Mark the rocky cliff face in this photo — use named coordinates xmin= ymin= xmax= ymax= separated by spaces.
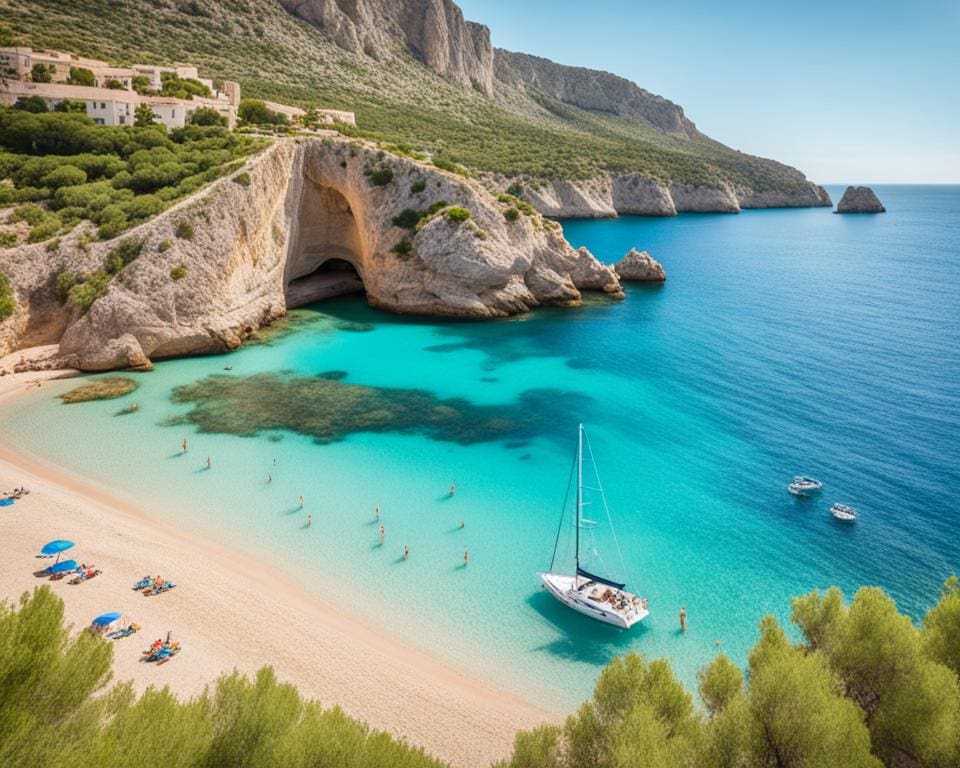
xmin=836 ymin=186 xmax=885 ymax=213
xmin=614 ymin=249 xmax=665 ymax=282
xmin=279 ymin=0 xmax=494 ymax=95
xmin=517 ymin=174 xmax=831 ymax=219
xmin=0 ymin=138 xmax=622 ymax=371
xmin=494 ymin=51 xmax=698 ymax=137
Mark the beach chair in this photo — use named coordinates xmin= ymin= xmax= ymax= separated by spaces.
xmin=132 ymin=576 xmax=153 ymax=591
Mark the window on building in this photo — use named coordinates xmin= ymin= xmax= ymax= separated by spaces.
xmin=100 ymin=102 xmax=106 ymax=109
xmin=119 ymin=116 xmax=125 ymax=125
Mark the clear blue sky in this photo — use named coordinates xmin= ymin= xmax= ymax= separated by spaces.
xmin=457 ymin=0 xmax=960 ymax=183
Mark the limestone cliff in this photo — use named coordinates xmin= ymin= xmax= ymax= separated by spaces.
xmin=494 ymin=51 xmax=697 ymax=137
xmin=279 ymin=0 xmax=494 ymax=95
xmin=614 ymin=249 xmax=666 ymax=282
xmin=0 ymin=138 xmax=622 ymax=371
xmin=836 ymin=186 xmax=885 ymax=213
xmin=517 ymin=175 xmax=831 ymax=219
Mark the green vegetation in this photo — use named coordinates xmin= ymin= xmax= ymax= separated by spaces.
xmin=67 ymin=270 xmax=111 ymax=313
xmin=391 ymin=207 xmax=423 ymax=230
xmin=14 ymin=95 xmax=47 ymax=113
xmin=170 ymin=263 xmax=187 ymax=280
xmin=105 ymin=237 xmax=143 ymax=274
xmin=30 ymin=62 xmax=52 ymax=83
xmin=159 ymin=71 xmax=211 ymax=99
xmin=54 ymin=98 xmax=87 ymax=113
xmin=238 ymin=98 xmax=287 ymax=126
xmin=0 ymin=272 xmax=14 ymax=320
xmin=366 ymin=166 xmax=394 ymax=187
xmin=175 ymin=220 xmax=194 ymax=239
xmin=187 ymin=106 xmax=227 ymax=127
xmin=133 ymin=102 xmax=156 ymax=127
xmin=60 ymin=376 xmax=139 ymax=402
xmin=0 ymin=587 xmax=444 ymax=768
xmin=53 ymin=270 xmax=75 ymax=303
xmin=0 ymin=108 xmax=266 ymax=242
xmin=499 ymin=581 xmax=960 ymax=768
xmin=67 ymin=65 xmax=94 ymax=86
xmin=232 ymin=170 xmax=250 ymax=187
xmin=410 ymin=179 xmax=426 ymax=194
xmin=444 ymin=206 xmax=471 ymax=223
xmin=392 ymin=238 xmax=412 ymax=257
xmin=0 ymin=232 xmax=17 ymax=247
xmin=506 ymin=182 xmax=523 ymax=197
xmin=503 ymin=207 xmax=519 ymax=222
xmin=157 ymin=238 xmax=172 ymax=252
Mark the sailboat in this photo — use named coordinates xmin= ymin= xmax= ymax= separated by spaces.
xmin=538 ymin=424 xmax=649 ymax=629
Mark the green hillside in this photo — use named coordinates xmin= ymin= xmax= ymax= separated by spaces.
xmin=2 ymin=0 xmax=816 ymax=193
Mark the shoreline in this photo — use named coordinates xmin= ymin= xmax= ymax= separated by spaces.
xmin=0 ymin=364 xmax=555 ymax=768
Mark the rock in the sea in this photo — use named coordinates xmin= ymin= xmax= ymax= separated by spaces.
xmin=613 ymin=248 xmax=666 ymax=282
xmin=836 ymin=186 xmax=885 ymax=213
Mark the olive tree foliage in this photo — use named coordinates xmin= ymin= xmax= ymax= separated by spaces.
xmin=503 ymin=579 xmax=960 ymax=768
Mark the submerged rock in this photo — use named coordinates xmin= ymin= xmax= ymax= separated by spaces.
xmin=836 ymin=186 xmax=885 ymax=213
xmin=613 ymin=249 xmax=666 ymax=282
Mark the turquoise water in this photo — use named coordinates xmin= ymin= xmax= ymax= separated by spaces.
xmin=2 ymin=184 xmax=958 ymax=706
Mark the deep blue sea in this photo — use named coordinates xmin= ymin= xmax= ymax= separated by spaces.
xmin=2 ymin=184 xmax=957 ymax=707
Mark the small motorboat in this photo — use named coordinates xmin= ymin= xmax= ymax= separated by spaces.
xmin=831 ymin=503 xmax=857 ymax=521
xmin=788 ymin=476 xmax=823 ymax=496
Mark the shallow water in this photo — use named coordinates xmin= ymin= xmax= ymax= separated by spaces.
xmin=3 ymin=184 xmax=958 ymax=706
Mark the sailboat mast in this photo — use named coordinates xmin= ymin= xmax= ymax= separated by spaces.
xmin=575 ymin=423 xmax=582 ymax=586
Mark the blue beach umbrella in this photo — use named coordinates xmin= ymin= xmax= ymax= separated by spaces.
xmin=49 ymin=559 xmax=78 ymax=574
xmin=91 ymin=612 xmax=122 ymax=627
xmin=41 ymin=539 xmax=75 ymax=563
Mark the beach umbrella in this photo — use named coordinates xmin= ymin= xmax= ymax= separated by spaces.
xmin=91 ymin=612 xmax=122 ymax=627
xmin=41 ymin=539 xmax=75 ymax=563
xmin=49 ymin=560 xmax=78 ymax=574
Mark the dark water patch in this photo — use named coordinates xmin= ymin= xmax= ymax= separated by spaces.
xmin=333 ymin=320 xmax=374 ymax=333
xmin=245 ymin=307 xmax=337 ymax=347
xmin=165 ymin=372 xmax=589 ymax=446
xmin=480 ymin=377 xmax=499 ymax=383
xmin=61 ymin=377 xmax=138 ymax=403
xmin=317 ymin=370 xmax=348 ymax=381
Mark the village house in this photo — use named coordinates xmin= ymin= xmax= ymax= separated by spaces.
xmin=0 ymin=46 xmax=356 ymax=130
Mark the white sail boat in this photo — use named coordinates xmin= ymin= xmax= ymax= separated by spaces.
xmin=538 ymin=424 xmax=649 ymax=629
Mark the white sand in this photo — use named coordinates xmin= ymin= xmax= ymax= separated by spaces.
xmin=0 ymin=364 xmax=554 ymax=767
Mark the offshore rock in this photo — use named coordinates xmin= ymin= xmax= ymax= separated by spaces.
xmin=836 ymin=186 xmax=885 ymax=213
xmin=614 ymin=249 xmax=666 ymax=282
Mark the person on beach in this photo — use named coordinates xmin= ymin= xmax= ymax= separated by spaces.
xmin=207 ymin=456 xmax=211 ymax=470
xmin=464 ymin=548 xmax=469 ymax=567
xmin=182 ymin=438 xmax=187 ymax=452
xmin=404 ymin=544 xmax=409 ymax=560
xmin=679 ymin=606 xmax=687 ymax=633
xmin=307 ymin=513 xmax=312 ymax=528
xmin=380 ymin=524 xmax=385 ymax=544
xmin=299 ymin=495 xmax=304 ymax=508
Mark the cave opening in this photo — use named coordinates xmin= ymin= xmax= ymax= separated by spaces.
xmin=284 ymin=182 xmax=367 ymax=309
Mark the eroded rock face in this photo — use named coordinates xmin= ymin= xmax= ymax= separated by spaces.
xmin=836 ymin=186 xmax=885 ymax=213
xmin=614 ymin=249 xmax=666 ymax=282
xmin=0 ymin=138 xmax=623 ymax=371
xmin=279 ymin=0 xmax=494 ymax=95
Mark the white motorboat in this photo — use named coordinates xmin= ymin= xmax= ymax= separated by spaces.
xmin=788 ymin=476 xmax=823 ymax=496
xmin=538 ymin=424 xmax=649 ymax=629
xmin=831 ymin=503 xmax=857 ymax=521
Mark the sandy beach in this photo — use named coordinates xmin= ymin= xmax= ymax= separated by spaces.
xmin=0 ymin=361 xmax=554 ymax=768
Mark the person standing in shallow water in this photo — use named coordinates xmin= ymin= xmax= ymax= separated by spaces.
xmin=450 ymin=483 xmax=456 ymax=497
xmin=679 ymin=606 xmax=687 ymax=633
xmin=299 ymin=495 xmax=304 ymax=508
xmin=375 ymin=503 xmax=380 ymax=521
xmin=181 ymin=438 xmax=187 ymax=453
xmin=380 ymin=524 xmax=385 ymax=544
xmin=206 ymin=456 xmax=211 ymax=470
xmin=463 ymin=548 xmax=469 ymax=567
xmin=404 ymin=544 xmax=409 ymax=560
xmin=307 ymin=513 xmax=312 ymax=528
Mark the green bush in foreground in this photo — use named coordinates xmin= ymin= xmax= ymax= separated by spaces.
xmin=444 ymin=206 xmax=471 ymax=223
xmin=0 ymin=587 xmax=445 ymax=768
xmin=0 ymin=272 xmax=14 ymax=320
xmin=170 ymin=264 xmax=187 ymax=280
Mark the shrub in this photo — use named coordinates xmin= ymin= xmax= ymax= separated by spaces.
xmin=106 ymin=237 xmax=143 ymax=274
xmin=170 ymin=264 xmax=187 ymax=280
xmin=432 ymin=156 xmax=468 ymax=176
xmin=131 ymin=74 xmax=151 ymax=94
xmin=10 ymin=203 xmax=46 ymax=226
xmin=367 ymin=167 xmax=394 ymax=187
xmin=27 ymin=214 xmax=62 ymax=243
xmin=0 ymin=232 xmax=17 ymax=247
xmin=238 ymin=99 xmax=286 ymax=125
xmin=158 ymin=238 xmax=172 ymax=253
xmin=54 ymin=270 xmax=76 ymax=303
xmin=66 ymin=66 xmax=94 ymax=86
xmin=176 ymin=220 xmax=194 ymax=239
xmin=54 ymin=98 xmax=87 ymax=114
xmin=14 ymin=96 xmax=47 ymax=113
xmin=134 ymin=103 xmax=157 ymax=127
xmin=506 ymin=182 xmax=524 ymax=197
xmin=410 ymin=179 xmax=426 ymax=194
xmin=504 ymin=207 xmax=520 ymax=222
xmin=68 ymin=270 xmax=112 ymax=313
xmin=188 ymin=107 xmax=227 ymax=127
xmin=41 ymin=165 xmax=87 ymax=190
xmin=232 ymin=171 xmax=250 ymax=187
xmin=105 ymin=79 xmax=124 ymax=90
xmin=392 ymin=238 xmax=412 ymax=257
xmin=391 ymin=208 xmax=423 ymax=230
xmin=30 ymin=63 xmax=52 ymax=83
xmin=444 ymin=206 xmax=471 ymax=223
xmin=0 ymin=272 xmax=14 ymax=320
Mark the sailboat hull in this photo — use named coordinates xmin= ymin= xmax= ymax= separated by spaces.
xmin=539 ymin=572 xmax=648 ymax=629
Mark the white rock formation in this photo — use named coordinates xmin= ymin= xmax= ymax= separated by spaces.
xmin=0 ymin=138 xmax=623 ymax=371
xmin=836 ymin=186 xmax=885 ymax=213
xmin=613 ymin=249 xmax=666 ymax=282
